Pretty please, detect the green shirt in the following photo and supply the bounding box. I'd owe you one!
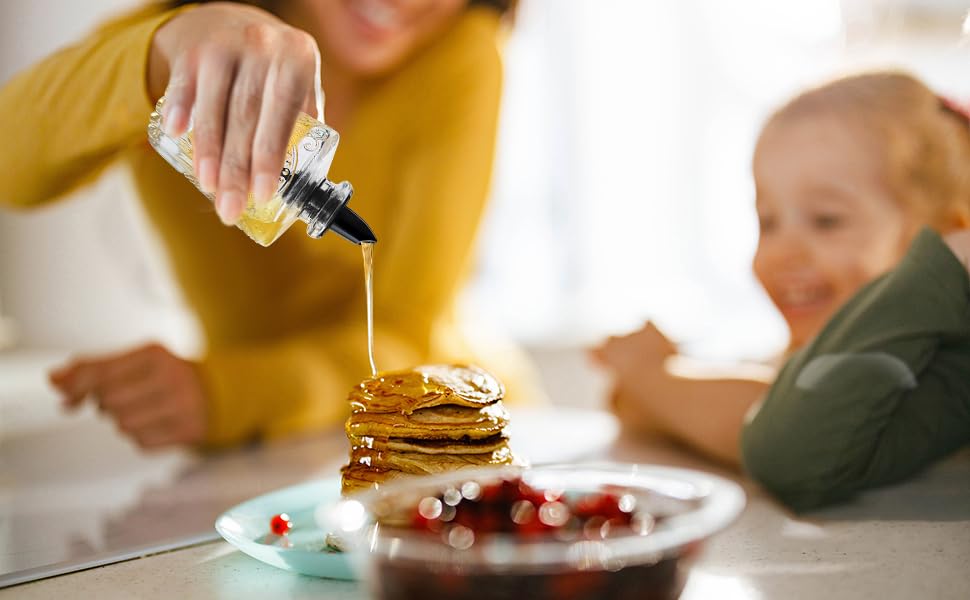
[742,228,970,510]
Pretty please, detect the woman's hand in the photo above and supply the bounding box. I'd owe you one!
[50,343,207,449]
[149,2,325,224]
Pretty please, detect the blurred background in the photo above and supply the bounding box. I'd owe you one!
[2,0,970,406]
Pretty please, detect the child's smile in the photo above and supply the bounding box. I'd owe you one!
[752,114,915,349]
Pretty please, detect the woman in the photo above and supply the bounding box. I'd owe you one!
[0,0,530,448]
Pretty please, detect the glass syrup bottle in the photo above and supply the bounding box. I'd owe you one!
[147,97,375,246]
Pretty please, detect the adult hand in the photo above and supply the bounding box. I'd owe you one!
[149,2,325,223]
[50,343,207,449]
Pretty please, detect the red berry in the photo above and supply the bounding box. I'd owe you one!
[575,493,624,520]
[270,513,292,535]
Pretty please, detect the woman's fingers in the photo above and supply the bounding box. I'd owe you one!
[114,396,174,436]
[216,56,268,224]
[49,347,153,408]
[51,343,207,449]
[133,424,187,450]
[250,65,302,205]
[152,6,325,223]
[97,377,160,414]
[250,32,318,205]
[161,52,198,138]
[193,48,236,197]
[305,41,325,121]
[122,400,203,449]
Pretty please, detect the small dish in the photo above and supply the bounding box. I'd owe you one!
[214,476,353,580]
[335,463,745,600]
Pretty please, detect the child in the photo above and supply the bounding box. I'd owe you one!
[594,72,970,507]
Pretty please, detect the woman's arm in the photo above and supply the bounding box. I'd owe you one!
[0,3,324,223]
[0,6,187,207]
[742,228,970,510]
[199,17,505,446]
[45,8,505,449]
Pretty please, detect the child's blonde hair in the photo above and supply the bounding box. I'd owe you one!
[764,71,970,231]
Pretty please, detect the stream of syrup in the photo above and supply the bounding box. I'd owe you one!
[362,241,377,377]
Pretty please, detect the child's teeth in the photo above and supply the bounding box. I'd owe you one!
[782,286,821,305]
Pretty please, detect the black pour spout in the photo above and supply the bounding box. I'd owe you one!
[331,205,376,245]
[303,179,377,244]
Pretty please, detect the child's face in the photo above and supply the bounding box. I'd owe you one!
[752,116,916,350]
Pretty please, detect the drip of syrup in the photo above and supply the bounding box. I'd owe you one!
[362,241,377,377]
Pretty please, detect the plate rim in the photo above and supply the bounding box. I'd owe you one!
[213,474,355,580]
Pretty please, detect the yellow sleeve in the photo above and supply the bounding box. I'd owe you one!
[0,6,187,208]
[198,16,504,447]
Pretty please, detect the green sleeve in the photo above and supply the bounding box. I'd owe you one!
[741,227,970,510]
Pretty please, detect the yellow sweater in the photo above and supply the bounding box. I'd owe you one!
[0,5,537,446]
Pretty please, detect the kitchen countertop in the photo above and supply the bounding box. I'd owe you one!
[2,350,968,599]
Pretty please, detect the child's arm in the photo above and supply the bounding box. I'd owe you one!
[742,227,970,510]
[613,373,768,466]
[594,323,770,467]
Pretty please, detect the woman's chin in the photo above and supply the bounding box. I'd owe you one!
[334,48,408,78]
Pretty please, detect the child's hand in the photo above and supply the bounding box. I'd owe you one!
[590,321,677,377]
[943,229,970,271]
[608,384,669,438]
[49,344,207,449]
[590,322,678,435]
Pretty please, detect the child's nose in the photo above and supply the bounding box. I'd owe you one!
[772,228,813,267]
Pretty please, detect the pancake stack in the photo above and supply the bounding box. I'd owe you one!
[340,364,515,495]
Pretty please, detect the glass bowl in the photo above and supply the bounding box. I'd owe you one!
[331,463,745,600]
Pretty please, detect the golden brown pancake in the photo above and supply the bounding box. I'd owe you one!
[349,364,504,414]
[348,445,514,475]
[340,464,402,495]
[340,364,514,496]
[348,432,510,455]
[345,403,509,440]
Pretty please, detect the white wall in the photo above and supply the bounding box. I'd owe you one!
[0,0,200,355]
[3,0,970,363]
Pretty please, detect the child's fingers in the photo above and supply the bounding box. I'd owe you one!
[587,345,607,366]
[591,336,628,368]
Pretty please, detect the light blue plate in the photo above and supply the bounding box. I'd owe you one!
[214,476,355,580]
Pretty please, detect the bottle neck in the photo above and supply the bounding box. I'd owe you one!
[300,179,352,237]
[299,179,363,241]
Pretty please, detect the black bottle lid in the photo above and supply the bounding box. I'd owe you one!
[302,179,377,244]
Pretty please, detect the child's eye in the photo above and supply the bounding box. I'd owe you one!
[813,214,844,230]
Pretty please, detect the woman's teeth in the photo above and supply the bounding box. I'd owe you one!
[354,0,400,29]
